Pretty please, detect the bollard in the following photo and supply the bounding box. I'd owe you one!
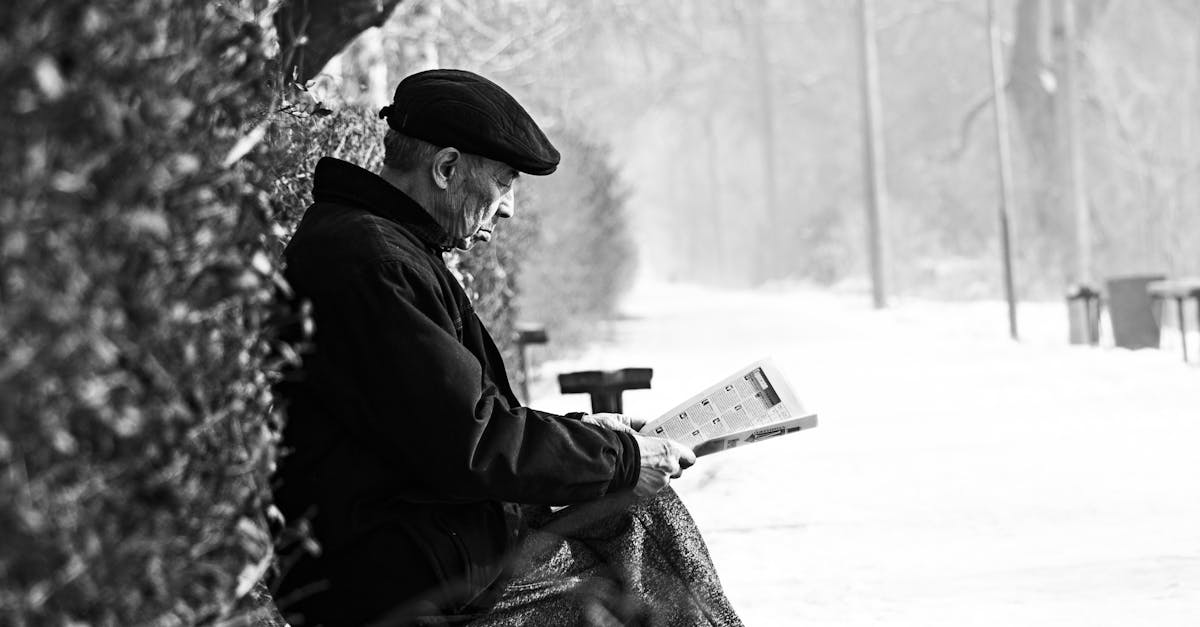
[558,368,653,414]
[514,323,548,404]
[1065,283,1102,345]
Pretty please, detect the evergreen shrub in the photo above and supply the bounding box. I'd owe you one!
[0,1,288,623]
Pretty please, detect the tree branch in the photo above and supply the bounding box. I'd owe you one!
[941,87,998,162]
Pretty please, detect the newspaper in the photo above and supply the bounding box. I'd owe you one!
[639,358,817,456]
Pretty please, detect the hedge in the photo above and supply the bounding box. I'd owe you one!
[0,1,286,623]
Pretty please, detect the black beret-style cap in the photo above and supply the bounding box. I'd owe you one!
[378,69,560,176]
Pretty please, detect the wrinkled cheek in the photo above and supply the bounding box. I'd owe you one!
[459,208,484,235]
[443,196,480,239]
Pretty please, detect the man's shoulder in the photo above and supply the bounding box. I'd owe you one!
[284,200,469,326]
[288,200,433,268]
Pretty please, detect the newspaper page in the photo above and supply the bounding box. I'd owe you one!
[639,358,817,456]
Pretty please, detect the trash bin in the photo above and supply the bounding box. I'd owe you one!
[1065,283,1102,345]
[1105,274,1166,349]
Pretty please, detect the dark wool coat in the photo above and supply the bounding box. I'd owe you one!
[272,158,640,626]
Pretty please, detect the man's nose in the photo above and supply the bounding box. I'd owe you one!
[497,190,515,219]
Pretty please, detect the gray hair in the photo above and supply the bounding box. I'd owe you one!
[382,129,442,173]
[382,129,494,177]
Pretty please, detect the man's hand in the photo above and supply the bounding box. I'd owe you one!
[629,433,696,498]
[634,467,672,499]
[580,414,695,497]
[580,412,647,434]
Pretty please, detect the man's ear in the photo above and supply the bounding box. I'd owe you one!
[430,147,462,190]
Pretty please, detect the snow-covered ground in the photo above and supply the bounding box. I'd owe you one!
[528,282,1200,626]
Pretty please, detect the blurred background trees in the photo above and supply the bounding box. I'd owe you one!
[323,0,1200,302]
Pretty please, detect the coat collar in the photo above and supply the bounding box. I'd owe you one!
[311,157,456,252]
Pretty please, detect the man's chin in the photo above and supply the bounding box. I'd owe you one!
[459,230,493,250]
[454,236,484,251]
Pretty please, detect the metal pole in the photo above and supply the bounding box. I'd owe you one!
[988,0,1019,340]
[1177,297,1189,363]
[858,0,889,309]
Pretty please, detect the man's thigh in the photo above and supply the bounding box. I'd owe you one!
[472,490,744,627]
[470,526,631,626]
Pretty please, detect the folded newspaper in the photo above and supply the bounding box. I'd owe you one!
[638,358,817,456]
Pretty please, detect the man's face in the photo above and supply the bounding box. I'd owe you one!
[437,157,518,250]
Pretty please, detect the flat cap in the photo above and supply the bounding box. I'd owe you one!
[378,69,560,175]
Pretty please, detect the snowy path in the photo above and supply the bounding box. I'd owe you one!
[528,282,1200,626]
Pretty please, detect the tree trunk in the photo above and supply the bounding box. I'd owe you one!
[359,27,391,107]
[703,113,729,285]
[1008,0,1111,289]
[749,0,779,284]
[988,0,1019,339]
[1059,0,1090,283]
[1009,0,1065,284]
[274,0,406,83]
[398,0,443,73]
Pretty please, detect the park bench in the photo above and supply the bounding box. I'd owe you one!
[514,322,549,402]
[514,321,654,413]
[1148,277,1200,364]
[558,367,654,413]
[1066,275,1200,365]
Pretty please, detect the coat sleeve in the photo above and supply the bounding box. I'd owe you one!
[308,258,640,505]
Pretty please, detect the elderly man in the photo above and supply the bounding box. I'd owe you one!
[273,69,739,626]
